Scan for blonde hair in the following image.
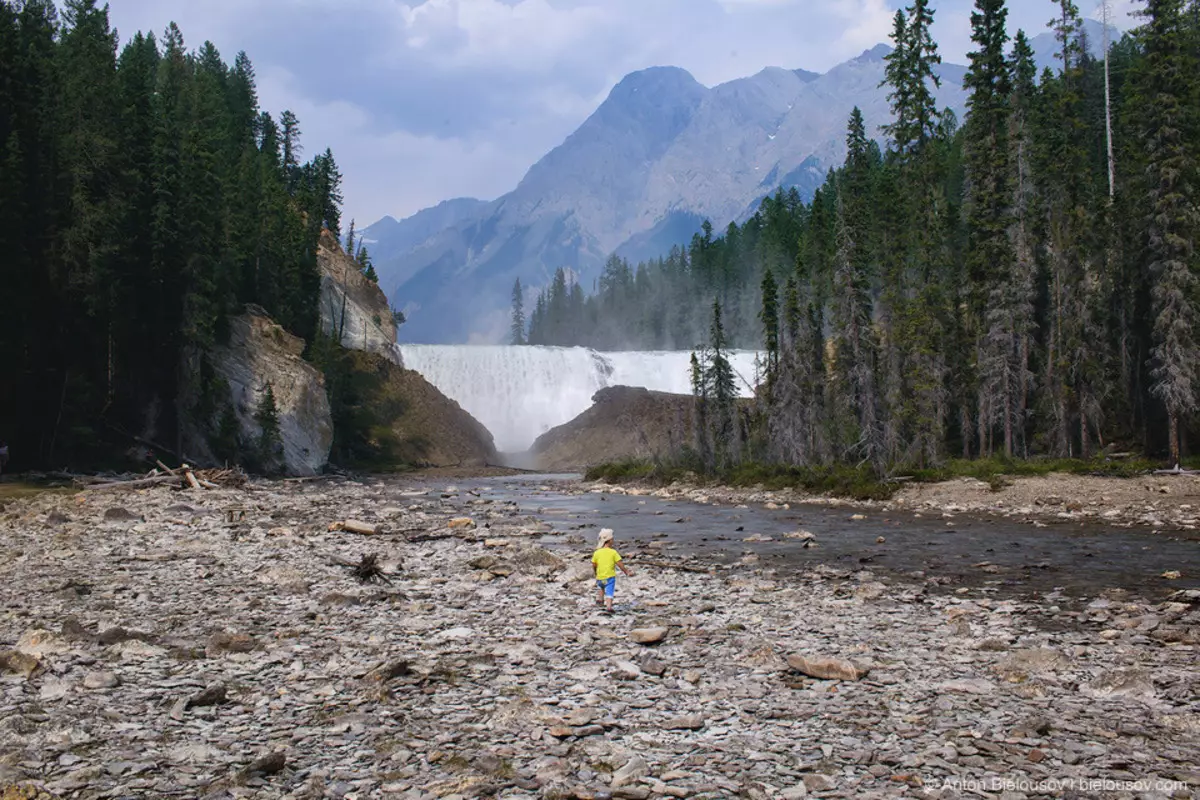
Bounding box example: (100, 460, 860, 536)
(597, 528, 614, 547)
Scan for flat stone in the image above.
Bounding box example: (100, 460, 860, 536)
(83, 671, 119, 690)
(786, 654, 869, 681)
(664, 715, 704, 731)
(630, 627, 668, 645)
(612, 755, 649, 788)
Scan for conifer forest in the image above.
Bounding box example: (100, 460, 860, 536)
(524, 0, 1200, 470)
(0, 1, 344, 467)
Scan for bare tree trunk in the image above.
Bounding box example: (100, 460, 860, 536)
(1168, 412, 1180, 466)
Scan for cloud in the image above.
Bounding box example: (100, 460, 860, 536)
(102, 0, 1141, 229)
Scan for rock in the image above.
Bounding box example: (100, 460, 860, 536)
(448, 517, 477, 530)
(612, 755, 649, 788)
(82, 671, 119, 690)
(102, 507, 141, 521)
(205, 632, 258, 656)
(638, 654, 667, 676)
(664, 714, 704, 730)
(1084, 669, 1156, 701)
(16, 630, 70, 657)
(187, 683, 228, 708)
(803, 774, 836, 792)
(238, 751, 286, 779)
(0, 785, 63, 800)
(0, 650, 40, 678)
(780, 786, 808, 799)
(317, 228, 400, 363)
(994, 648, 1066, 681)
(612, 660, 642, 680)
(181, 306, 333, 476)
(786, 654, 869, 681)
(939, 678, 996, 695)
(630, 627, 668, 645)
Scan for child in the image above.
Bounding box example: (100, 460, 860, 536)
(592, 528, 634, 613)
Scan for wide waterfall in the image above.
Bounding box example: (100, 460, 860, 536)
(397, 345, 761, 452)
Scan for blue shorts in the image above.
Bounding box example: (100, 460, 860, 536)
(596, 577, 616, 597)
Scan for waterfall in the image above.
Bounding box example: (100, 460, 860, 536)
(397, 345, 761, 452)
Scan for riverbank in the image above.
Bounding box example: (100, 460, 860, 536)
(1, 476, 1197, 799)
(589, 470, 1200, 534)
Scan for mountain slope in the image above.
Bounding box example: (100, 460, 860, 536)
(371, 23, 1115, 344)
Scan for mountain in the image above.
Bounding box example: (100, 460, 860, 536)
(1029, 18, 1122, 72)
(368, 22, 1115, 344)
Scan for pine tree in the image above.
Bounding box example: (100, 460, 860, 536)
(963, 0, 1015, 456)
(758, 269, 779, 386)
(510, 278, 526, 346)
(1139, 0, 1199, 464)
(254, 383, 284, 474)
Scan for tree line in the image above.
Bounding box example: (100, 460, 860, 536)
(519, 0, 1200, 468)
(0, 0, 344, 469)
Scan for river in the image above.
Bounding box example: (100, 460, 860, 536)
(430, 473, 1200, 602)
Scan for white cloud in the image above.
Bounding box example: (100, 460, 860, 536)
(102, 0, 1142, 229)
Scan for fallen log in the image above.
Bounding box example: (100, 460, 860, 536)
(85, 475, 180, 491)
(329, 520, 383, 535)
(185, 469, 202, 490)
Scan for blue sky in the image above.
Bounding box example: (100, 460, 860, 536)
(102, 0, 1140, 228)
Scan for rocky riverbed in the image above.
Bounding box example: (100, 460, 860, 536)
(597, 472, 1200, 533)
(1, 477, 1198, 799)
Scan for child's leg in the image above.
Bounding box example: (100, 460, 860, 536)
(604, 577, 615, 611)
(596, 580, 605, 606)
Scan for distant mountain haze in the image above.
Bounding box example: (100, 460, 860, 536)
(367, 21, 1116, 344)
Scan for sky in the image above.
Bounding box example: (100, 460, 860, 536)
(102, 0, 1142, 230)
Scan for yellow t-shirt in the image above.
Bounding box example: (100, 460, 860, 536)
(592, 547, 622, 580)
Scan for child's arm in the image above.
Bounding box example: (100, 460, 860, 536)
(619, 561, 634, 577)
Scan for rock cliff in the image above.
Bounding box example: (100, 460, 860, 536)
(532, 386, 698, 471)
(317, 230, 400, 364)
(184, 306, 334, 476)
(349, 351, 497, 468)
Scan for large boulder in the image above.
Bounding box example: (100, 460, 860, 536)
(341, 350, 497, 468)
(531, 386, 699, 471)
(317, 230, 400, 365)
(184, 306, 333, 476)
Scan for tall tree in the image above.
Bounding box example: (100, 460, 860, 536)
(510, 278, 526, 346)
(963, 0, 1015, 455)
(1139, 0, 1199, 464)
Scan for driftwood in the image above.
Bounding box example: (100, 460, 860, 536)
(329, 520, 383, 535)
(1154, 464, 1200, 476)
(85, 475, 180, 491)
(184, 469, 202, 490)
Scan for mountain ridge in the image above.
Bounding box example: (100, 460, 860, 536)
(369, 20, 1117, 344)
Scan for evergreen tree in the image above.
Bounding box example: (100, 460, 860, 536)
(1139, 0, 1199, 464)
(510, 278, 526, 346)
(963, 0, 1016, 455)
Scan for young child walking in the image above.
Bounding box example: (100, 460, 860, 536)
(592, 528, 634, 614)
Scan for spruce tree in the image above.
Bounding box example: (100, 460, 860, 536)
(1139, 0, 1199, 464)
(510, 278, 526, 346)
(963, 0, 1015, 456)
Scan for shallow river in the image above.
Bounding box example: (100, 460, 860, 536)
(429, 474, 1200, 602)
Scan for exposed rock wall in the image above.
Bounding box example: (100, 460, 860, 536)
(184, 306, 333, 476)
(532, 386, 697, 471)
(317, 230, 400, 364)
(346, 351, 497, 468)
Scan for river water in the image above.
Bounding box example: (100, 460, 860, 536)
(432, 474, 1200, 602)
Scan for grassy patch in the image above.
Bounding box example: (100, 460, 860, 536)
(586, 454, 1165, 501)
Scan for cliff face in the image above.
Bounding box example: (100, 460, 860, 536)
(531, 386, 698, 471)
(317, 230, 400, 364)
(343, 350, 498, 468)
(183, 306, 334, 476)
